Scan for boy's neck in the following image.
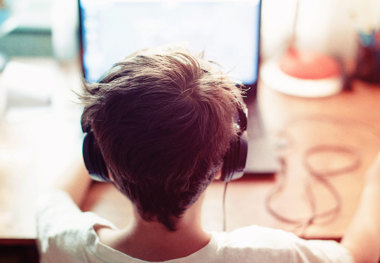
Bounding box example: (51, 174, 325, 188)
(97, 194, 210, 261)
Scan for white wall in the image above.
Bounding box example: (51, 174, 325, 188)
(8, 0, 53, 29)
(260, 0, 372, 61)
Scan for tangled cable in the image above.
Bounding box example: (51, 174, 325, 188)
(265, 144, 361, 235)
(221, 115, 380, 233)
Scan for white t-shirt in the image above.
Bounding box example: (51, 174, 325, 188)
(36, 191, 354, 263)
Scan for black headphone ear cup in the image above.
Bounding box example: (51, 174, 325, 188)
(235, 134, 248, 179)
(221, 134, 248, 182)
(82, 131, 110, 182)
(221, 140, 236, 182)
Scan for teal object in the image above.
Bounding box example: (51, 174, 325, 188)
(0, 8, 10, 24)
(358, 30, 375, 47)
(0, 8, 10, 72)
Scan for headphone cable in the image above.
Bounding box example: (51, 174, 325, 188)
(222, 181, 229, 232)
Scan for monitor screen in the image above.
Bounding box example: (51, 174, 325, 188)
(79, 0, 261, 86)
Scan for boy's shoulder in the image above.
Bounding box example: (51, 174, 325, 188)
(206, 226, 353, 263)
(36, 191, 352, 263)
(36, 190, 116, 262)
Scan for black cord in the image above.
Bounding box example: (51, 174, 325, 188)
(265, 144, 361, 235)
(222, 181, 229, 232)
(222, 145, 361, 234)
(265, 157, 317, 232)
(303, 144, 361, 222)
(222, 115, 379, 234)
(303, 144, 361, 177)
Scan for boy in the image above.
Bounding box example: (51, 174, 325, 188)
(37, 47, 380, 262)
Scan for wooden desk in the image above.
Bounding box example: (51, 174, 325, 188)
(0, 59, 379, 244)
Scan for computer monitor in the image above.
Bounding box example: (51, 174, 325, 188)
(78, 0, 261, 93)
(78, 0, 278, 175)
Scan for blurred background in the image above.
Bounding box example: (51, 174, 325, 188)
(0, 0, 376, 63)
(0, 0, 77, 61)
(0, 1, 379, 262)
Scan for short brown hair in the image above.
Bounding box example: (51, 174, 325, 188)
(80, 47, 245, 230)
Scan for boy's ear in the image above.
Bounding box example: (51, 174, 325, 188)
(107, 168, 115, 182)
(214, 169, 222, 181)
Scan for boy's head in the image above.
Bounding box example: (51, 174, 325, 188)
(80, 47, 245, 230)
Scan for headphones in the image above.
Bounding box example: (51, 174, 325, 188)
(82, 125, 110, 182)
(220, 107, 248, 182)
(82, 106, 248, 183)
(82, 66, 248, 183)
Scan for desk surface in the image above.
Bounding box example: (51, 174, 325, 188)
(0, 58, 380, 244)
